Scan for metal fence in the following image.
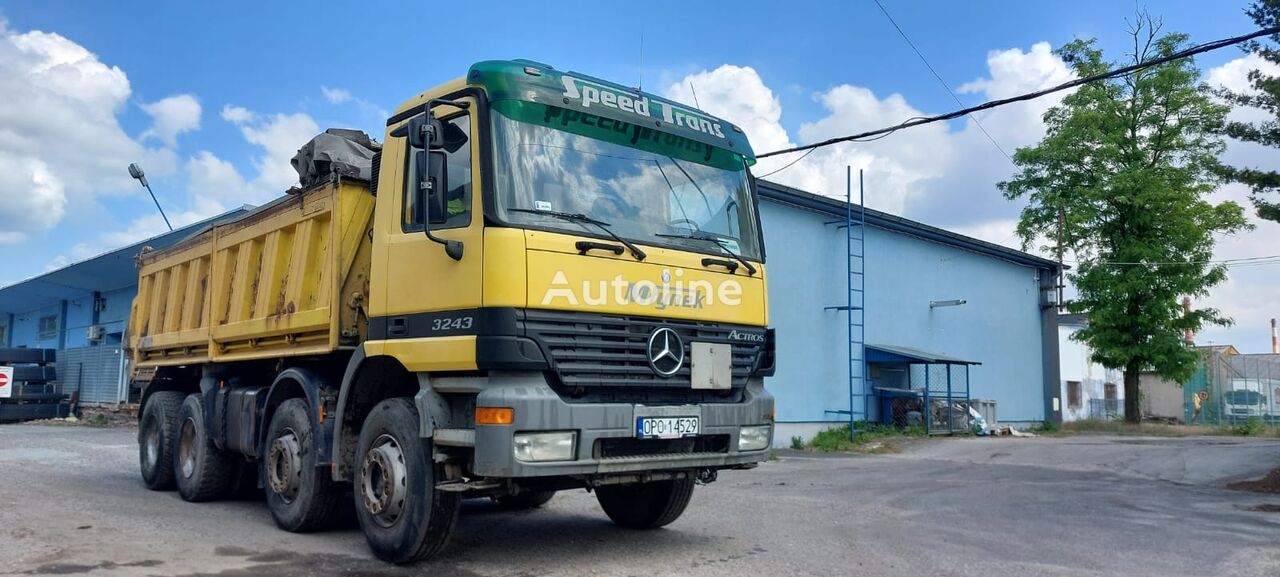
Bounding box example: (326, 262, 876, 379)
(909, 363, 972, 434)
(1183, 352, 1280, 426)
(1087, 398, 1124, 421)
(55, 345, 126, 405)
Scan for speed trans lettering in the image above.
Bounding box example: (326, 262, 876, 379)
(560, 75, 727, 139)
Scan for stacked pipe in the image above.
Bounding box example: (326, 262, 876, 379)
(0, 348, 69, 423)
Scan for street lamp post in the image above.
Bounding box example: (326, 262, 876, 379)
(128, 163, 172, 231)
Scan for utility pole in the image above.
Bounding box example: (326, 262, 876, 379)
(1055, 207, 1065, 312)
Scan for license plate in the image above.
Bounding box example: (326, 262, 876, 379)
(636, 416, 700, 439)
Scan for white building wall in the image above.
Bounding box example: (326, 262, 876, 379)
(1058, 323, 1124, 421)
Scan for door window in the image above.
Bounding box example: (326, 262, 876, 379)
(403, 113, 472, 232)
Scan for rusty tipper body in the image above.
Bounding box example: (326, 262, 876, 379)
(128, 60, 775, 563)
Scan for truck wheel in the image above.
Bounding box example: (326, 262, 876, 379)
(354, 398, 460, 564)
(595, 477, 695, 529)
(496, 490, 555, 510)
(139, 391, 186, 490)
(174, 394, 234, 502)
(264, 398, 341, 532)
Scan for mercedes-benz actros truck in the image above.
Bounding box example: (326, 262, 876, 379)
(128, 59, 775, 563)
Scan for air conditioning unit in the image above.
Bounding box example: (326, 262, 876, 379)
(86, 325, 106, 342)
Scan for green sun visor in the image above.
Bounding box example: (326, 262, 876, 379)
(468, 60, 757, 167)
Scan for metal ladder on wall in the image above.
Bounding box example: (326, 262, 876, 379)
(824, 167, 868, 438)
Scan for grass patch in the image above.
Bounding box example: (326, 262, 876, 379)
(805, 423, 927, 454)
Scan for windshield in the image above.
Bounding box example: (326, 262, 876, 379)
(1224, 390, 1265, 405)
(490, 100, 762, 260)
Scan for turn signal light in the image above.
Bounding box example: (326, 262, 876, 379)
(476, 407, 514, 425)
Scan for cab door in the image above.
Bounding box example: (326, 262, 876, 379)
(369, 97, 484, 370)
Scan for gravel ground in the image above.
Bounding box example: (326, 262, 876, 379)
(2, 425, 1279, 577)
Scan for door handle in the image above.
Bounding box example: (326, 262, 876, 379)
(701, 257, 740, 273)
(388, 317, 408, 336)
(576, 240, 625, 256)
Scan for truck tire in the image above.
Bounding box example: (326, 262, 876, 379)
(595, 477, 695, 529)
(496, 490, 555, 510)
(139, 391, 186, 491)
(354, 398, 460, 564)
(264, 398, 341, 532)
(174, 394, 235, 502)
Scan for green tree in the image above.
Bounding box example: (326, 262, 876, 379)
(1221, 0, 1280, 220)
(1000, 18, 1249, 423)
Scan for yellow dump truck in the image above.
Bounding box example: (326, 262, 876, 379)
(128, 60, 774, 563)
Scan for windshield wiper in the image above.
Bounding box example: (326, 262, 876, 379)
(509, 208, 646, 261)
(655, 231, 757, 276)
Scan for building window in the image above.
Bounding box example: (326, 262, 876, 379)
(38, 315, 58, 341)
(0, 324, 6, 345)
(1104, 383, 1118, 401)
(1067, 380, 1082, 409)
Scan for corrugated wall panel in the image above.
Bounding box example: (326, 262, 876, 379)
(56, 345, 124, 405)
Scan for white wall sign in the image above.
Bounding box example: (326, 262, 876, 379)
(0, 365, 12, 399)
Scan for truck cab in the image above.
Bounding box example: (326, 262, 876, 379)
(129, 59, 774, 564)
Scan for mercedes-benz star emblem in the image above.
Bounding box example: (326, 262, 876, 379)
(646, 327, 685, 378)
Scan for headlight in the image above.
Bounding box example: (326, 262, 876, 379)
(513, 431, 577, 462)
(738, 424, 772, 451)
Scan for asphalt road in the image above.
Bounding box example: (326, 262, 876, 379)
(2, 425, 1279, 577)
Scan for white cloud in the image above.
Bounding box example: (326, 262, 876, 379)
(322, 86, 351, 104)
(320, 86, 390, 131)
(97, 105, 319, 249)
(663, 42, 1072, 221)
(237, 112, 320, 191)
(140, 94, 201, 147)
(0, 19, 175, 243)
(0, 155, 65, 243)
(666, 65, 792, 154)
(220, 104, 255, 124)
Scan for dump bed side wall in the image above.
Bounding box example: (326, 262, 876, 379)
(129, 180, 373, 369)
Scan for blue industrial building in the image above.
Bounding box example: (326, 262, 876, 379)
(0, 182, 1060, 430)
(0, 208, 249, 404)
(757, 181, 1061, 442)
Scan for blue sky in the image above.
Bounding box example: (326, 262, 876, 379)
(1, 0, 1276, 349)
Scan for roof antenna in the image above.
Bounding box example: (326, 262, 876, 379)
(638, 31, 644, 91)
(689, 81, 702, 109)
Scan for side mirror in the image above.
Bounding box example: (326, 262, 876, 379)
(415, 150, 449, 225)
(407, 115, 445, 150)
(414, 149, 462, 260)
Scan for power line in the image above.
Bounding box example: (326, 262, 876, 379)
(1065, 254, 1280, 267)
(758, 24, 1280, 161)
(755, 118, 919, 179)
(755, 148, 817, 179)
(870, 0, 1012, 162)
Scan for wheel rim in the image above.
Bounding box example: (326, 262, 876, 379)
(143, 417, 161, 471)
(178, 417, 197, 479)
(360, 433, 408, 528)
(267, 428, 303, 503)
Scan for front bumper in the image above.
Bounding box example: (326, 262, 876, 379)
(467, 373, 773, 478)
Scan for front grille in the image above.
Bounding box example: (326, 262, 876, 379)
(595, 435, 731, 459)
(520, 310, 764, 399)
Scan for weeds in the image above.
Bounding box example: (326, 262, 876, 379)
(790, 436, 805, 450)
(1032, 420, 1059, 433)
(805, 423, 927, 453)
(1232, 417, 1269, 437)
